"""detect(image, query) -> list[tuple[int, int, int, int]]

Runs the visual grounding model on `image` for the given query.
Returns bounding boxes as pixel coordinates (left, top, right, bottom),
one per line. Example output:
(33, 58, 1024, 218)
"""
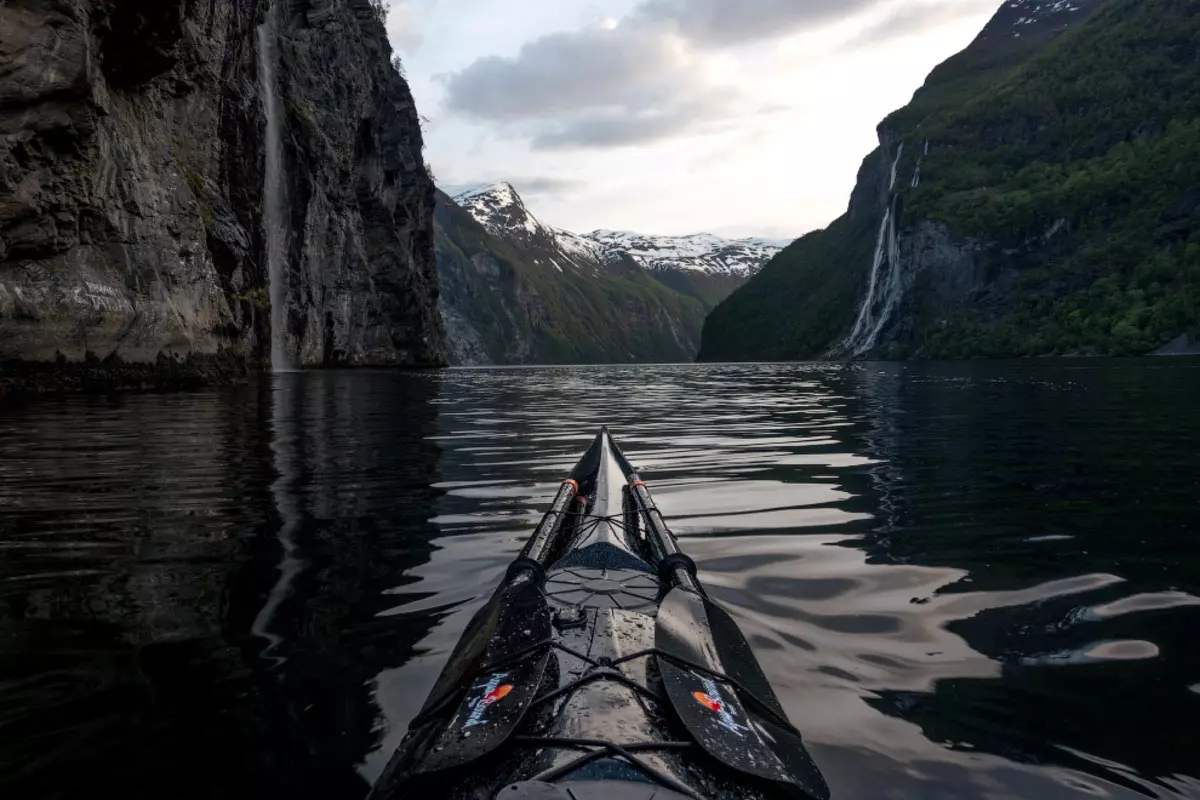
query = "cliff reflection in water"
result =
(0, 372, 444, 800)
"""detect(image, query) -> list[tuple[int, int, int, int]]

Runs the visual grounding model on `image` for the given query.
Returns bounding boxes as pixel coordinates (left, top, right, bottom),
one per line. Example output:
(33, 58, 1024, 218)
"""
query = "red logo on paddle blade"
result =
(693, 691, 722, 712)
(483, 684, 513, 706)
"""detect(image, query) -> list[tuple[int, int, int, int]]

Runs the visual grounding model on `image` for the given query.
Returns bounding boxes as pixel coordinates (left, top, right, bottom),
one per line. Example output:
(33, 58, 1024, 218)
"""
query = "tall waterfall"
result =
(257, 7, 292, 372)
(837, 143, 906, 357)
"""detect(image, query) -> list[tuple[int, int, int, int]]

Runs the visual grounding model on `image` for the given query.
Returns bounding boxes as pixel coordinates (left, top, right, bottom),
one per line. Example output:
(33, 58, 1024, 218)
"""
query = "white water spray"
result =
(911, 140, 929, 188)
(843, 209, 891, 351)
(837, 143, 907, 357)
(257, 6, 292, 372)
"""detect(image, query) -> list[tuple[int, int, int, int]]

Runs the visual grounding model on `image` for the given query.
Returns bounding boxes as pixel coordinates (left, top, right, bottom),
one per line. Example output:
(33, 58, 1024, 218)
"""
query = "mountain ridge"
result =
(435, 187, 708, 365)
(701, 0, 1200, 361)
(451, 183, 784, 280)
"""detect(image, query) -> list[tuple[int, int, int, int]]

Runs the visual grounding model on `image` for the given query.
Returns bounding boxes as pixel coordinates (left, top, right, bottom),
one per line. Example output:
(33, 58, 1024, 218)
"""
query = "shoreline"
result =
(0, 353, 253, 404)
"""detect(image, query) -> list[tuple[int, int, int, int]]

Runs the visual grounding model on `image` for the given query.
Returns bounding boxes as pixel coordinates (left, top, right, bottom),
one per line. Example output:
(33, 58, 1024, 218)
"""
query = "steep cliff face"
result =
(703, 0, 1200, 361)
(435, 189, 706, 365)
(0, 0, 442, 395)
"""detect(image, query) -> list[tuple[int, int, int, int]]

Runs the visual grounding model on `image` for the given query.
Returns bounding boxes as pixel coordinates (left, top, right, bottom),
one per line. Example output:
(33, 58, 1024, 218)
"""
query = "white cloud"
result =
(394, 0, 1003, 237)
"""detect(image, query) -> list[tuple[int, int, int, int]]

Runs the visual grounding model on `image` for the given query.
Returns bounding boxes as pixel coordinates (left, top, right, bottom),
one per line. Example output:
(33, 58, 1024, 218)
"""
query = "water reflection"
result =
(0, 372, 444, 799)
(1, 361, 1198, 800)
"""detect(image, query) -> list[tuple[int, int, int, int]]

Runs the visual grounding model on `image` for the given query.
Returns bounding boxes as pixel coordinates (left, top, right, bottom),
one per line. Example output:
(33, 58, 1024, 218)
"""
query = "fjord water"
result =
(2, 362, 1199, 799)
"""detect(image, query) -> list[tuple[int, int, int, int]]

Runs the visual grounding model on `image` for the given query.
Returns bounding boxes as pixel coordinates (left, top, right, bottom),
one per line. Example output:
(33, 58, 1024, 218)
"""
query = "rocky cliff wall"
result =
(0, 0, 443, 397)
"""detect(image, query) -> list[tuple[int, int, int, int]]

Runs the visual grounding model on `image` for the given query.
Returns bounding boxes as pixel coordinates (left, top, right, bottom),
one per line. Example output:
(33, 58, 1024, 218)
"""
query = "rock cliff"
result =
(0, 0, 444, 396)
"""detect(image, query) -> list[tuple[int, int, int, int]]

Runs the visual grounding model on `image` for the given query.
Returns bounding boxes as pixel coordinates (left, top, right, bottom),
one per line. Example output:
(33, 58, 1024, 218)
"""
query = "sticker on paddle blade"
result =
(691, 675, 749, 736)
(463, 674, 513, 729)
(414, 646, 551, 776)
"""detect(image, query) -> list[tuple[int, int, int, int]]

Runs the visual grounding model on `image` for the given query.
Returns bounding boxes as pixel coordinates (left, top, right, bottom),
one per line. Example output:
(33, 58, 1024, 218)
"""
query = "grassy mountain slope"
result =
(702, 0, 1200, 361)
(435, 192, 706, 364)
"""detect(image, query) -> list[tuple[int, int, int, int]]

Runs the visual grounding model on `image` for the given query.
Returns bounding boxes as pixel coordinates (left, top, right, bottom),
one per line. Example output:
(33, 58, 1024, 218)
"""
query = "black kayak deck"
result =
(368, 430, 828, 800)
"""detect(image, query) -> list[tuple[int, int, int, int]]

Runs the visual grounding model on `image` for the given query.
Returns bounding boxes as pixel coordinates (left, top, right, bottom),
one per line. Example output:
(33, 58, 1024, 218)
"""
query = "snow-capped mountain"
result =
(451, 183, 786, 279)
(452, 183, 602, 272)
(583, 230, 786, 278)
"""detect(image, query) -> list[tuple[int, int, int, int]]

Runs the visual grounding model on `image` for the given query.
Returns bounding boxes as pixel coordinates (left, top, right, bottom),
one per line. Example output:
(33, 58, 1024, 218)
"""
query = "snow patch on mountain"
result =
(584, 230, 785, 277)
(452, 183, 603, 270)
(451, 183, 788, 278)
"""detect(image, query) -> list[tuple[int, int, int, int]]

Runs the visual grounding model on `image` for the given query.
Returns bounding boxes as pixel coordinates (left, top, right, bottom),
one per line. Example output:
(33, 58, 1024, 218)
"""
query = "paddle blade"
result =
(656, 588, 830, 800)
(660, 658, 791, 783)
(412, 578, 553, 775)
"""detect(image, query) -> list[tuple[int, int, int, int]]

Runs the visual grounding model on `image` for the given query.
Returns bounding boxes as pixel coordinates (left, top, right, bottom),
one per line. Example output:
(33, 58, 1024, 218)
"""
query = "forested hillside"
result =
(701, 0, 1200, 361)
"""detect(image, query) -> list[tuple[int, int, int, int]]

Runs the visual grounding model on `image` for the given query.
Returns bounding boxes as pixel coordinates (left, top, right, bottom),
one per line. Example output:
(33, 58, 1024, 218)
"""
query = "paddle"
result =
(627, 471, 828, 800)
(411, 576, 553, 775)
(656, 587, 830, 800)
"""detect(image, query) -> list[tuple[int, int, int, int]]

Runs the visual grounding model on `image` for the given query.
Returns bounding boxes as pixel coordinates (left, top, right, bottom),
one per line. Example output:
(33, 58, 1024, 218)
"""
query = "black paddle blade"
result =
(411, 578, 553, 776)
(656, 588, 830, 800)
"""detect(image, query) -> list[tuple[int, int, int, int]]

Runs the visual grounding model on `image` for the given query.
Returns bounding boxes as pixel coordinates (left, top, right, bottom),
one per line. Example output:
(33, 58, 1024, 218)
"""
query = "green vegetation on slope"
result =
(700, 207, 882, 361)
(899, 0, 1200, 356)
(436, 193, 707, 364)
(702, 0, 1200, 360)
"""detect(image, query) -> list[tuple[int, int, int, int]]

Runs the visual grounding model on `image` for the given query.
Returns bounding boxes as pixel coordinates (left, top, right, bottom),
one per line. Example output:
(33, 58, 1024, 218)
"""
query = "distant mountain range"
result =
(702, 0, 1200, 361)
(435, 183, 785, 364)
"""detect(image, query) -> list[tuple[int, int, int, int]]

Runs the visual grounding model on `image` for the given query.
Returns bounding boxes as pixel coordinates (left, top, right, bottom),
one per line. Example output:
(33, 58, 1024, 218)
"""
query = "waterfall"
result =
(836, 143, 905, 357)
(888, 142, 904, 191)
(257, 6, 292, 372)
(862, 204, 903, 353)
(842, 209, 891, 351)
(911, 140, 929, 188)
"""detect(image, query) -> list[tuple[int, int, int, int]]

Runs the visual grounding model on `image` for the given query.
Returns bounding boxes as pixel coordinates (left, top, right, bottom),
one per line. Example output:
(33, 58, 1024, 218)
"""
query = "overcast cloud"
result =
(635, 0, 884, 46)
(393, 0, 1003, 236)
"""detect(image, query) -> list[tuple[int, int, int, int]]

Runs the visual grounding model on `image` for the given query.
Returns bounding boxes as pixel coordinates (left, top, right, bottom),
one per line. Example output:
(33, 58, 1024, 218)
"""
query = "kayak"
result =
(368, 429, 830, 800)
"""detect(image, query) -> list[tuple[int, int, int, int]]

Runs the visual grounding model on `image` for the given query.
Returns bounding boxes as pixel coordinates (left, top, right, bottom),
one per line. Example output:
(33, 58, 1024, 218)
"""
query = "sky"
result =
(385, 0, 1004, 239)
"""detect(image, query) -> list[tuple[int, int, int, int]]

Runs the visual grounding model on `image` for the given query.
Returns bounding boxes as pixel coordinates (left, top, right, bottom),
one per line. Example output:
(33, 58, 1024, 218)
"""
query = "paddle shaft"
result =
(520, 479, 579, 565)
(628, 475, 699, 593)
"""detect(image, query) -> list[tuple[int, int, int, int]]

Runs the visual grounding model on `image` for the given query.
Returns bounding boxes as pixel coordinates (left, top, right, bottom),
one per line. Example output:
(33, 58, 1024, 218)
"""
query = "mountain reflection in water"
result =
(1, 362, 1198, 799)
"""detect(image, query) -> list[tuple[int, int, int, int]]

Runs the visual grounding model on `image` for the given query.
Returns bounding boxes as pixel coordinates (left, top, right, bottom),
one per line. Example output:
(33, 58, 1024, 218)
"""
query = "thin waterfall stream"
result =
(257, 5, 292, 372)
(837, 144, 905, 357)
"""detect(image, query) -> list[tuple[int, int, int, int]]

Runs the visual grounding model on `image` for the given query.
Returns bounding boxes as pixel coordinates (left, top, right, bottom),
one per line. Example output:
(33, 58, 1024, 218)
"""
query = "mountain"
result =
(585, 230, 783, 307)
(0, 0, 443, 397)
(701, 0, 1200, 361)
(452, 183, 605, 272)
(436, 182, 778, 365)
(435, 187, 706, 365)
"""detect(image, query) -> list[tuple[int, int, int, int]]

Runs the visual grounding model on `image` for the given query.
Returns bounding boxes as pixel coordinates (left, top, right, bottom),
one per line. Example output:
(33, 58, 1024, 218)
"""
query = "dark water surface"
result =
(2, 362, 1199, 799)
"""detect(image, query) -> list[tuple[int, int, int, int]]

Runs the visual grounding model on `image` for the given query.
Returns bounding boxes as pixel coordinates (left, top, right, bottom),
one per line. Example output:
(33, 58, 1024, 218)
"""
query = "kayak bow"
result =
(369, 429, 830, 800)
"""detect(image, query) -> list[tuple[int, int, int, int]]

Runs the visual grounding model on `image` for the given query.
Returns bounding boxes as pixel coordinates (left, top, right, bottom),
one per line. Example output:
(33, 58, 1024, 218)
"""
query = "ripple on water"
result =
(3, 362, 1199, 800)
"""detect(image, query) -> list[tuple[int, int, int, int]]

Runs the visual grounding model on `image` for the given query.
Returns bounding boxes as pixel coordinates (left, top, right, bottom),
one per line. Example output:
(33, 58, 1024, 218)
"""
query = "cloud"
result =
(636, 0, 882, 46)
(514, 176, 588, 195)
(437, 0, 928, 150)
(386, 1, 424, 54)
(442, 25, 703, 121)
(847, 0, 1000, 49)
(530, 103, 724, 150)
(441, 11, 757, 149)
(441, 18, 740, 150)
(443, 176, 587, 197)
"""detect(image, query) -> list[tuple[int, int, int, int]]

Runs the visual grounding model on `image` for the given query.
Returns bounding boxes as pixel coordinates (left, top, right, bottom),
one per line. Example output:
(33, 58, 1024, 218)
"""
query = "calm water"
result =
(2, 362, 1199, 800)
